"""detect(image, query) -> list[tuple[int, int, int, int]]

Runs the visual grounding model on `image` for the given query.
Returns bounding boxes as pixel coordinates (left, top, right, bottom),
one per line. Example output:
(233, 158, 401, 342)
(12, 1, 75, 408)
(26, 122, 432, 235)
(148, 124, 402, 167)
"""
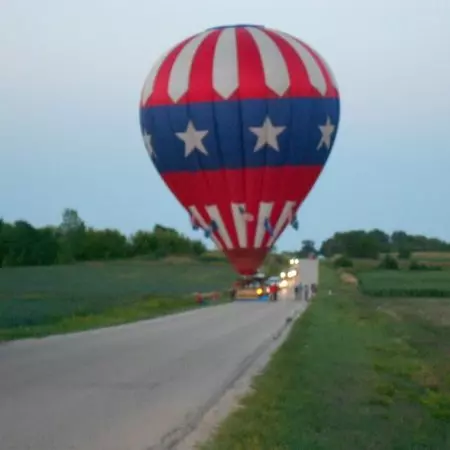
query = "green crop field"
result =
(358, 270, 450, 297)
(0, 258, 236, 340)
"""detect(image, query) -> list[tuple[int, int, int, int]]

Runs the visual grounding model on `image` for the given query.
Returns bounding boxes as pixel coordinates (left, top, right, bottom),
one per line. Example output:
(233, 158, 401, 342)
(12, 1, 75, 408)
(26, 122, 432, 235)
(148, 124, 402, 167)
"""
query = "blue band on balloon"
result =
(140, 97, 339, 175)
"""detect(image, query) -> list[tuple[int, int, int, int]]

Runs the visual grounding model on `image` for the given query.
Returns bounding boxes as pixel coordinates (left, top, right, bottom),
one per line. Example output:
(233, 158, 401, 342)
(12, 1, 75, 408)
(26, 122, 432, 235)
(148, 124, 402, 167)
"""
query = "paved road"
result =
(0, 294, 301, 450)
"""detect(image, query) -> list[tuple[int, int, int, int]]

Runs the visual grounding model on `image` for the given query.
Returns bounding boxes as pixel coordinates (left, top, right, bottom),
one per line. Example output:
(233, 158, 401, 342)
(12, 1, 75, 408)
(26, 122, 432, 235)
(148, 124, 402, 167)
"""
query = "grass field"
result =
(201, 266, 450, 450)
(0, 258, 236, 341)
(358, 270, 450, 297)
(413, 252, 450, 263)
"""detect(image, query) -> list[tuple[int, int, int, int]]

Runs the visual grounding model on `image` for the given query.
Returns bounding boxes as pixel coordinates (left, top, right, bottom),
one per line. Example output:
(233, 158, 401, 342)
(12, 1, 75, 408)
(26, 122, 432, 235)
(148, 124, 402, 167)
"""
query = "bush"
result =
(334, 256, 353, 268)
(378, 254, 399, 270)
(199, 253, 226, 263)
(398, 247, 411, 259)
(409, 260, 443, 271)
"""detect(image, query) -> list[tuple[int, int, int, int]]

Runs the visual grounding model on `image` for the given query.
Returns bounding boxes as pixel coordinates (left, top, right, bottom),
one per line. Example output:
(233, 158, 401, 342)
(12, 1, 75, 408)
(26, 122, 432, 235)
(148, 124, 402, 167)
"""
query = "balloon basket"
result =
(235, 295, 270, 302)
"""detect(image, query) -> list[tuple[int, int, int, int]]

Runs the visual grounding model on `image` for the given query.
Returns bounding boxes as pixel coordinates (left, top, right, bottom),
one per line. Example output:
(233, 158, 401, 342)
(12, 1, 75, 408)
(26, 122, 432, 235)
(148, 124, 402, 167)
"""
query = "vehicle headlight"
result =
(256, 288, 263, 295)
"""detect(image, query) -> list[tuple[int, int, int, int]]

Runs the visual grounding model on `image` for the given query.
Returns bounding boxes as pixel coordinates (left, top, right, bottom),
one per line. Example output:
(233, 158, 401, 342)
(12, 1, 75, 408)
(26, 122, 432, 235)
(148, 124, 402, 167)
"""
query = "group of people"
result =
(294, 282, 316, 301)
(230, 277, 316, 302)
(270, 281, 316, 302)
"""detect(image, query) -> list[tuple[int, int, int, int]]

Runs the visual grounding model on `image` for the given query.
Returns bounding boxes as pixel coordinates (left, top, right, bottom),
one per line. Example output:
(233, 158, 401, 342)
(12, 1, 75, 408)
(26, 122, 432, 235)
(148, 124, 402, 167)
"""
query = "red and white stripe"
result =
(188, 200, 298, 250)
(141, 25, 338, 107)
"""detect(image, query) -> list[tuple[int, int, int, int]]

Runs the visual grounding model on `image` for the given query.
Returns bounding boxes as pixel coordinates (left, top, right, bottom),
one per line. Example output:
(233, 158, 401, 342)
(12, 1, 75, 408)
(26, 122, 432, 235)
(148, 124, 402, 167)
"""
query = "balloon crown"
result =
(206, 24, 265, 30)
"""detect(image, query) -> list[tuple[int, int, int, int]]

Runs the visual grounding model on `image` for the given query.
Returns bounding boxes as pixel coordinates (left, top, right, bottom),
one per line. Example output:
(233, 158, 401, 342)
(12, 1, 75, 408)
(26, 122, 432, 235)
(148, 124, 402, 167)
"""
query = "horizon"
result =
(2, 0, 449, 251)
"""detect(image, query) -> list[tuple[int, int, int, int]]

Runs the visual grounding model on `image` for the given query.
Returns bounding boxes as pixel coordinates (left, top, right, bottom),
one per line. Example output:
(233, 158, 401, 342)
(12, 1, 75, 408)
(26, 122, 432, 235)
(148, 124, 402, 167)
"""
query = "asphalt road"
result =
(0, 294, 301, 450)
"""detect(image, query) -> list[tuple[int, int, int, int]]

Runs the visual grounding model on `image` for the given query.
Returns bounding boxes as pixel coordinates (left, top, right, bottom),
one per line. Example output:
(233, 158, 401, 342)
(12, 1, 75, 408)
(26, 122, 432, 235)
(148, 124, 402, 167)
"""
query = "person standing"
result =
(269, 282, 279, 301)
(230, 279, 240, 300)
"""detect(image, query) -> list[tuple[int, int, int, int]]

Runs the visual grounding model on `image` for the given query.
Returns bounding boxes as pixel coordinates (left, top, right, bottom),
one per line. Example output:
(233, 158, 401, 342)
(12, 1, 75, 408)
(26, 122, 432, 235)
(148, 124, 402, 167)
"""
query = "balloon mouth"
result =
(225, 248, 268, 276)
(206, 24, 265, 31)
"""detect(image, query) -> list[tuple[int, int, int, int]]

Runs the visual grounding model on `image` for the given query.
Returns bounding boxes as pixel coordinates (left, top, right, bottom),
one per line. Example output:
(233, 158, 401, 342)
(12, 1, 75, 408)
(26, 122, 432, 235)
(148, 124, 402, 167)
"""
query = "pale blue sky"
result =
(1, 0, 449, 250)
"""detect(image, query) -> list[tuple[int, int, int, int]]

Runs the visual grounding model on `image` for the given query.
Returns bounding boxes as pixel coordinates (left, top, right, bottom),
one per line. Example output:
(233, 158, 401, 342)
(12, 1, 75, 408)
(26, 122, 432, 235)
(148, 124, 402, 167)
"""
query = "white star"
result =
(317, 116, 336, 150)
(142, 131, 156, 159)
(249, 117, 286, 152)
(175, 121, 209, 157)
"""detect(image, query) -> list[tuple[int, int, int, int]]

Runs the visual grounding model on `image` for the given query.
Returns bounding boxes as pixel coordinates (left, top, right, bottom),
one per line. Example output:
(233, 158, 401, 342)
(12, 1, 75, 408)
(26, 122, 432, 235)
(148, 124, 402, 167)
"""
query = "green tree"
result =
(320, 230, 380, 259)
(129, 225, 206, 259)
(0, 220, 58, 266)
(368, 229, 390, 253)
(0, 219, 5, 266)
(378, 254, 399, 270)
(298, 239, 317, 257)
(398, 247, 411, 259)
(2, 221, 38, 266)
(33, 226, 59, 265)
(82, 228, 128, 260)
(57, 209, 86, 262)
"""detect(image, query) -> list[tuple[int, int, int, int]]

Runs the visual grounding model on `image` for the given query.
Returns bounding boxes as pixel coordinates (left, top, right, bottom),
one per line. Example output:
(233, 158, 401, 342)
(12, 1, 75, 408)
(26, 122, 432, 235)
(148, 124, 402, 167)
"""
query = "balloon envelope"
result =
(139, 24, 340, 275)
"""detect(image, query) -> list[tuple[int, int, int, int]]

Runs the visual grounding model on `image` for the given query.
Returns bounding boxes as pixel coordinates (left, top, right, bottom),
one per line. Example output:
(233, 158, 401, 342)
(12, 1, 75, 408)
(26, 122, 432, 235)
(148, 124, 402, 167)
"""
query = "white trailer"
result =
(297, 258, 319, 286)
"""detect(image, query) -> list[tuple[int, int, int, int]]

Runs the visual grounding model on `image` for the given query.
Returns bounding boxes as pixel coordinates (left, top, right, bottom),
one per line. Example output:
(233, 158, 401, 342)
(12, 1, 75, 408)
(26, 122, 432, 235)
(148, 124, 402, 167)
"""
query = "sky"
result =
(1, 0, 450, 251)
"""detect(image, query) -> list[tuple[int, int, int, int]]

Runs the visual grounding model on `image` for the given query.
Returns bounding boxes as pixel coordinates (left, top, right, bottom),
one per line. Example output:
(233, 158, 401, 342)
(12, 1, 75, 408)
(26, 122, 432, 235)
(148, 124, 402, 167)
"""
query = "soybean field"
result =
(358, 270, 450, 297)
(0, 258, 236, 340)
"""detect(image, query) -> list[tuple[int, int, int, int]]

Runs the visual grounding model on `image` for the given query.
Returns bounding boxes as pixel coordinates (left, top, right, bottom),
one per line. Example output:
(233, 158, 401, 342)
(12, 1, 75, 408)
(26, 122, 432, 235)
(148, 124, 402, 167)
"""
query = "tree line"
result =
(315, 229, 450, 259)
(0, 209, 206, 267)
(2, 210, 449, 268)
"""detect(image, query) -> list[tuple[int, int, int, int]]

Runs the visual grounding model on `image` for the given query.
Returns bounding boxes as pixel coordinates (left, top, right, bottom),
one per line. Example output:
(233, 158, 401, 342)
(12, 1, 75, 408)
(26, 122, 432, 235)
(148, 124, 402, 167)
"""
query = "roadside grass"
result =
(0, 259, 235, 341)
(200, 266, 450, 450)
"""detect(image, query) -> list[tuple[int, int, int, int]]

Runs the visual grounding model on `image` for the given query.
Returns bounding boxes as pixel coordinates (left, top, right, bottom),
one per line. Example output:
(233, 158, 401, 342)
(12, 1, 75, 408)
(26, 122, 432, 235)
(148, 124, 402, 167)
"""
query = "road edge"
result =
(170, 301, 308, 450)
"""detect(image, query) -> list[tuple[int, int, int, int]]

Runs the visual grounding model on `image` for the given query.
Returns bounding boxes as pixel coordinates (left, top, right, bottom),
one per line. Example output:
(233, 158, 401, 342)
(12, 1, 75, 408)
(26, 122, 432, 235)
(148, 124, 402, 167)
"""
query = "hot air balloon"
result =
(139, 24, 340, 276)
